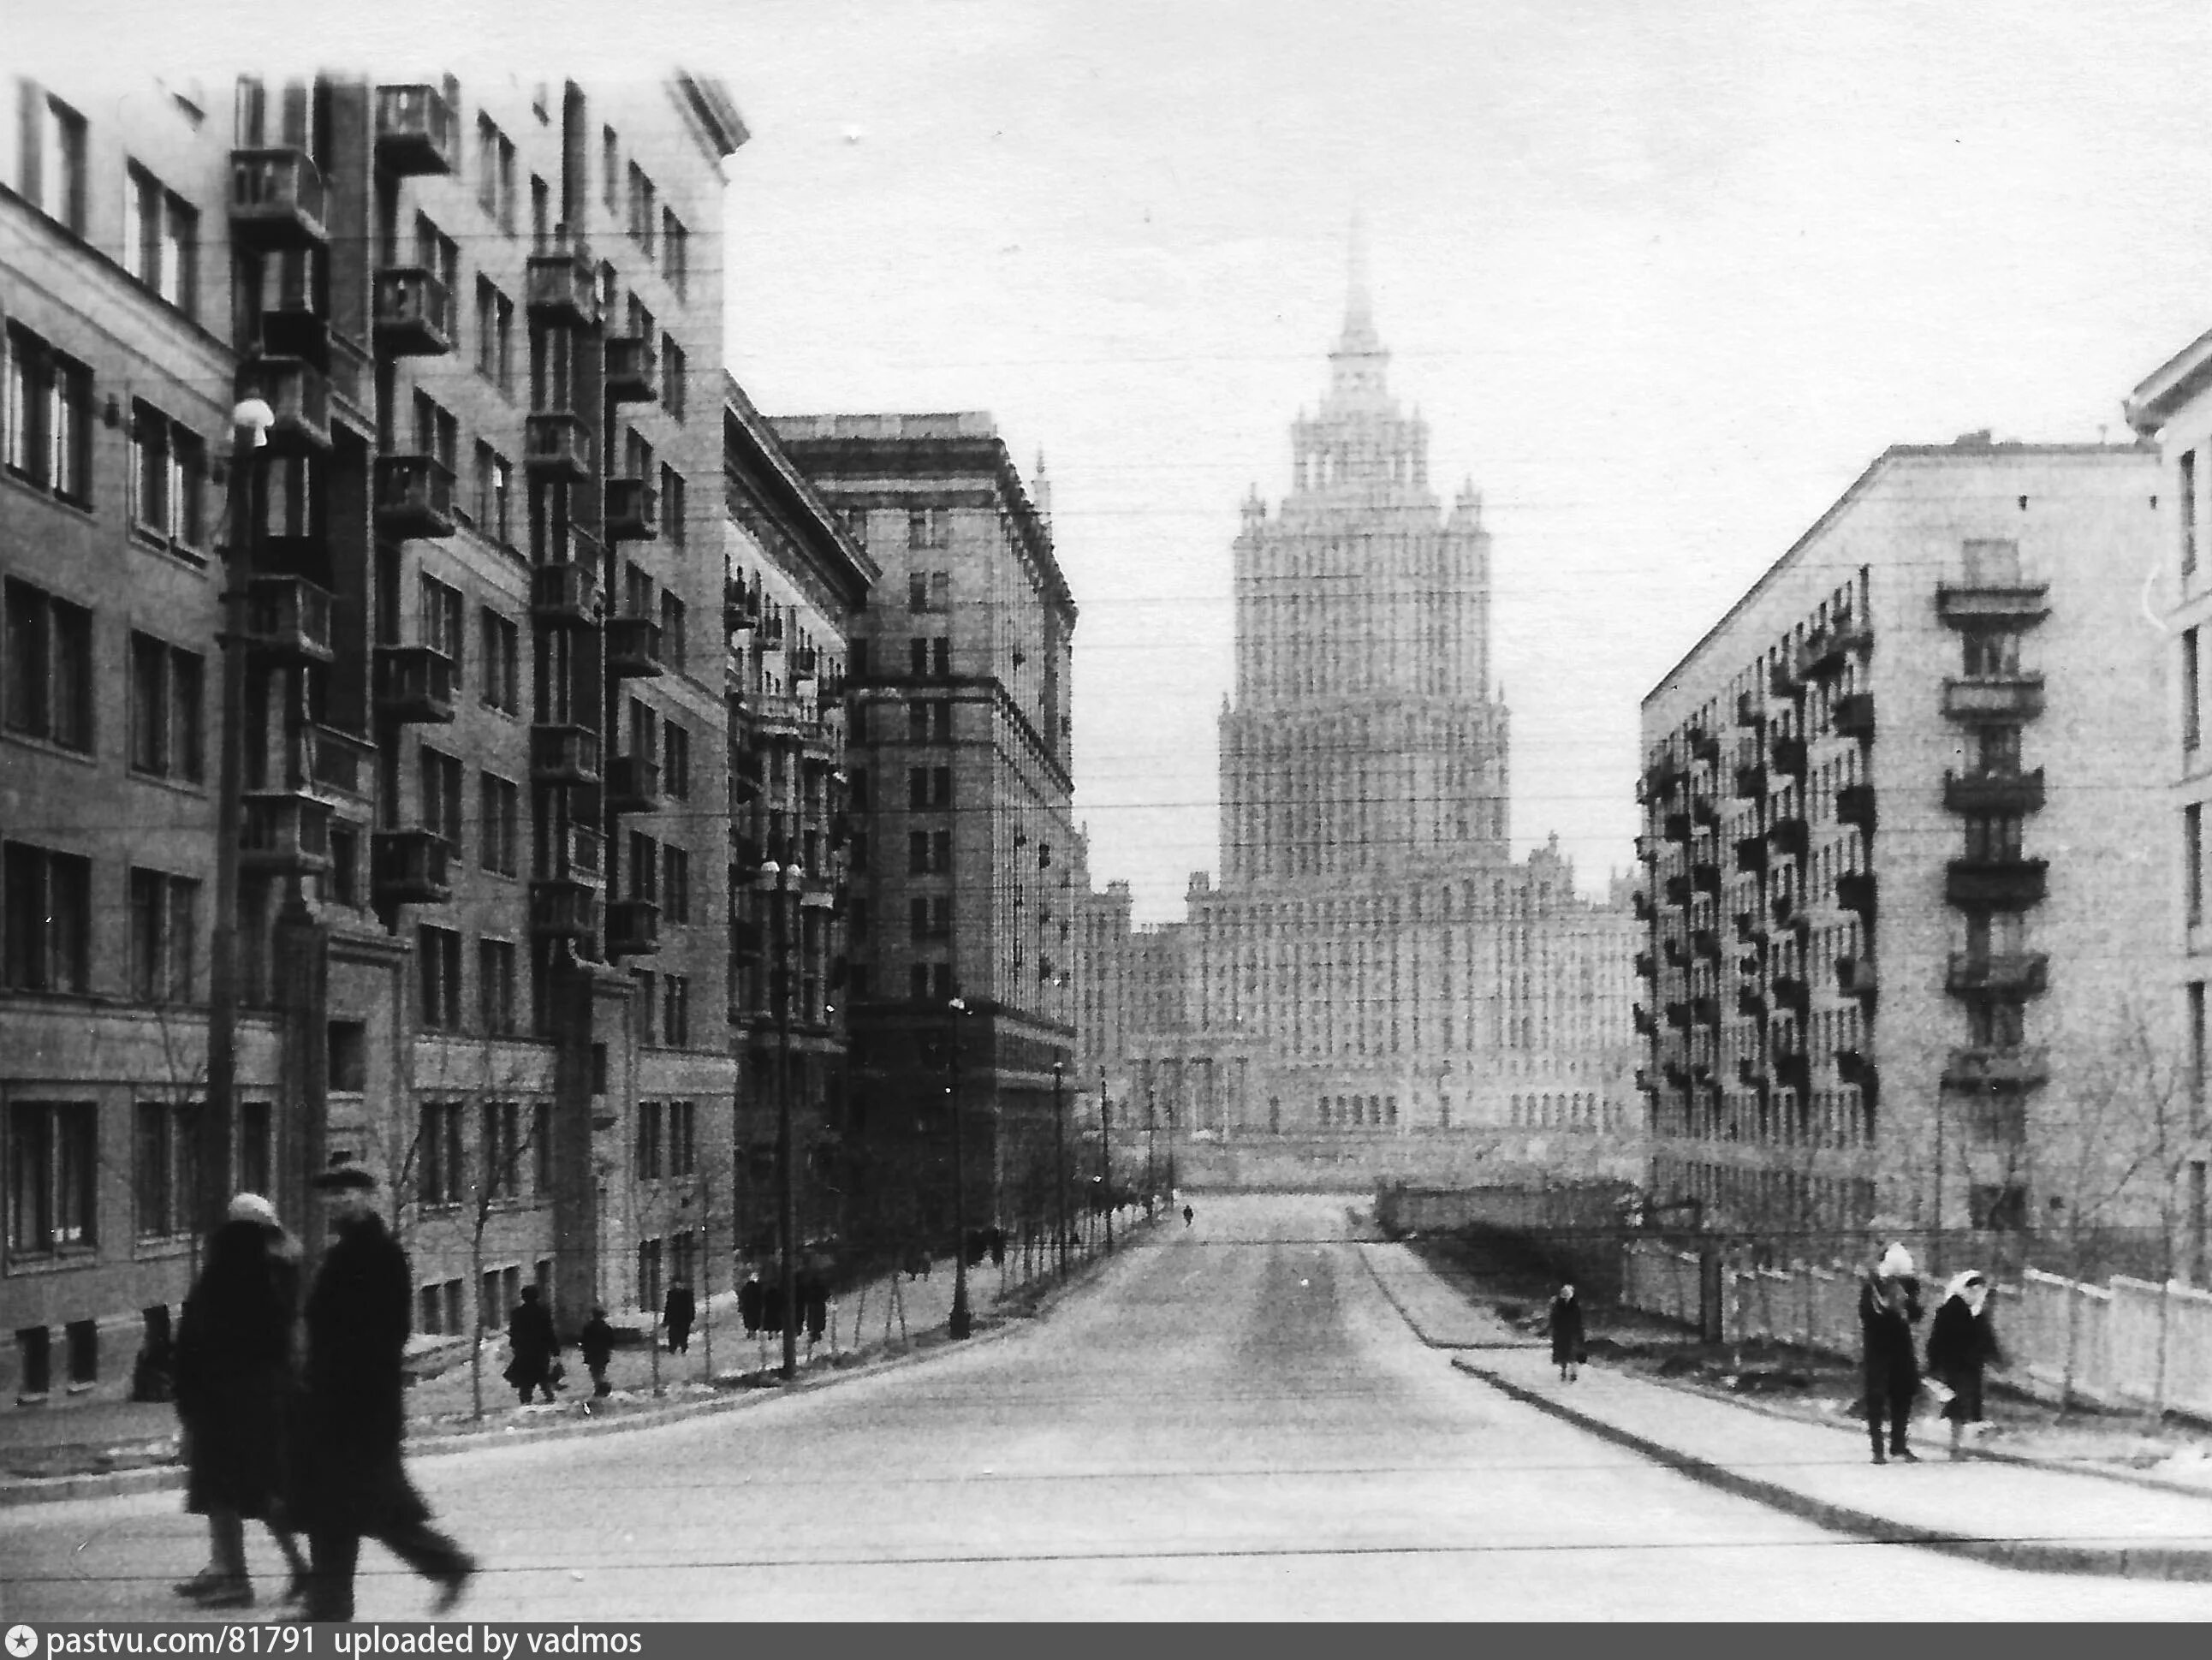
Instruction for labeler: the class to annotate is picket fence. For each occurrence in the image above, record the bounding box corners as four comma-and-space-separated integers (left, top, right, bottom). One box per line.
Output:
1619, 1241, 2212, 1416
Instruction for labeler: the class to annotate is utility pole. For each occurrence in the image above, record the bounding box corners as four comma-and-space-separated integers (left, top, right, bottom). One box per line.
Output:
761, 859, 800, 1380
1099, 1065, 1112, 1254
1053, 1060, 1068, 1281
1145, 1082, 1157, 1210
948, 996, 972, 1338
203, 398, 274, 1235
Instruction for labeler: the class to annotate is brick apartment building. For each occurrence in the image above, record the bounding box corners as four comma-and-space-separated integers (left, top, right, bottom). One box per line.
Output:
769, 415, 1079, 1248
1635, 436, 2180, 1264
0, 68, 743, 1403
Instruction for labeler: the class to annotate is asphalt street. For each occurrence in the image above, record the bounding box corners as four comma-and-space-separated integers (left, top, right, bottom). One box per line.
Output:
9, 1193, 2212, 1621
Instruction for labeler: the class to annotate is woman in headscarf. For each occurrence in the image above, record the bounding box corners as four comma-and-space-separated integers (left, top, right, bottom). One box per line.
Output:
1924, 1270, 2001, 1460
1858, 1242, 1924, 1463
1548, 1282, 1585, 1383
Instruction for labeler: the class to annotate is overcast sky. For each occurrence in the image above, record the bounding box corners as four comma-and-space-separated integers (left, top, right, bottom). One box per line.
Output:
45, 0, 2212, 919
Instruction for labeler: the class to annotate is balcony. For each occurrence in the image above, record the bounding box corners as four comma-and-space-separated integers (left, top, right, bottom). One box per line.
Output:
529, 881, 599, 941
531, 724, 601, 788
1662, 812, 1692, 844
373, 454, 456, 540
547, 822, 603, 886
605, 616, 665, 680
531, 560, 600, 627
1633, 834, 1656, 866
1664, 1001, 1691, 1031
241, 577, 333, 663
604, 336, 658, 404
373, 646, 455, 724
1663, 937, 1689, 969
1943, 1045, 2051, 1092
1644, 757, 1684, 802
1662, 875, 1692, 907
1734, 910, 1766, 945
1733, 761, 1767, 800
238, 357, 330, 455
1634, 1004, 1658, 1038
1769, 735, 1808, 777
1689, 729, 1721, 765
1773, 974, 1811, 1017
1734, 690, 1766, 729
1943, 675, 2046, 723
372, 267, 452, 356
1799, 628, 1848, 683
1769, 658, 1805, 700
371, 828, 451, 906
1767, 815, 1809, 859
1692, 927, 1722, 961
1944, 768, 2045, 816
1833, 692, 1875, 741
605, 753, 662, 815
1738, 1058, 1769, 1091
1662, 1062, 1691, 1091
229, 148, 326, 249
1946, 952, 2050, 997
307, 723, 374, 801
605, 478, 657, 541
526, 241, 598, 328
1632, 891, 1654, 923
1835, 955, 1879, 1000
1633, 950, 1656, 980
1835, 870, 1877, 915
374, 84, 457, 174
1936, 581, 2051, 628
1946, 857, 2047, 910
604, 898, 661, 958
1737, 988, 1767, 1020
524, 413, 595, 480
1691, 864, 1721, 895
240, 790, 332, 876
1733, 834, 1767, 875
1836, 782, 1877, 833
1691, 996, 1721, 1027
730, 915, 764, 961
259, 533, 328, 585
1774, 1051, 1812, 1094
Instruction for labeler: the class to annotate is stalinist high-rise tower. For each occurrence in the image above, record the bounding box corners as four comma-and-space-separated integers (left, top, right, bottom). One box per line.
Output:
1112, 245, 1639, 1189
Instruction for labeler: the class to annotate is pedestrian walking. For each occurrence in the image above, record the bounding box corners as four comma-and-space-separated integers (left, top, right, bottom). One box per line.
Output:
801, 1270, 829, 1349
1182, 1204, 1194, 1228
171, 1193, 312, 1609
739, 1270, 764, 1336
1859, 1242, 1924, 1465
288, 1166, 475, 1622
503, 1285, 559, 1406
1925, 1270, 2002, 1461
578, 1308, 616, 1404
663, 1280, 696, 1355
1548, 1282, 1585, 1383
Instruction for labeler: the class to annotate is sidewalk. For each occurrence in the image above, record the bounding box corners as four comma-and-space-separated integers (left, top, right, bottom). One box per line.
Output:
0, 1215, 1150, 1505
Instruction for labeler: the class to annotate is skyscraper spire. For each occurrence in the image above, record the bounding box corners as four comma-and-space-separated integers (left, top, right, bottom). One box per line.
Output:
1329, 210, 1388, 402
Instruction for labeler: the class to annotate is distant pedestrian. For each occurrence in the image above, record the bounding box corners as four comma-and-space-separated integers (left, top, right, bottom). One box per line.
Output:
503, 1285, 559, 1406
1182, 1204, 1194, 1228
903, 1246, 931, 1281
578, 1308, 616, 1403
1925, 1270, 2001, 1461
288, 1167, 474, 1622
1548, 1282, 1585, 1383
663, 1280, 696, 1354
1859, 1242, 1924, 1465
739, 1271, 764, 1336
172, 1193, 312, 1609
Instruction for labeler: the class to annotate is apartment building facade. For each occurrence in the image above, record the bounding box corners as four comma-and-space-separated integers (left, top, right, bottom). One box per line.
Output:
1636, 437, 2177, 1264
721, 378, 875, 1262
2125, 338, 2212, 1284
0, 68, 743, 1404
770, 414, 1079, 1247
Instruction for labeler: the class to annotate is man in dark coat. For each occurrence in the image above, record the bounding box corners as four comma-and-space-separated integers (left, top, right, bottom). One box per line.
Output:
172, 1193, 310, 1608
578, 1307, 617, 1403
1859, 1242, 1924, 1464
504, 1285, 558, 1405
663, 1281, 696, 1354
288, 1167, 474, 1621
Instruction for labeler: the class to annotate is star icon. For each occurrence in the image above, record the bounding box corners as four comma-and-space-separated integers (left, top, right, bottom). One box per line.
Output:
6, 1625, 39, 1657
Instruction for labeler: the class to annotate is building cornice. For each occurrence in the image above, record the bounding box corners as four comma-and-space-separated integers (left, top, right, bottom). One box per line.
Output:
723, 375, 879, 610
2126, 327, 2212, 436
670, 74, 748, 160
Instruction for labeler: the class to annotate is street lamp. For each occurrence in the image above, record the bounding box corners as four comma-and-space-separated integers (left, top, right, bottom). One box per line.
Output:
1053, 1059, 1068, 1282
947, 995, 972, 1339
756, 857, 803, 1379
1098, 1065, 1112, 1254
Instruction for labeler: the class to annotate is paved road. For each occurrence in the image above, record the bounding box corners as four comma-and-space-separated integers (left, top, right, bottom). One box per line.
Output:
11, 1193, 2212, 1620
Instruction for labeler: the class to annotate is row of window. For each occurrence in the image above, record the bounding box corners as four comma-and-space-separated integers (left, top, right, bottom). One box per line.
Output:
7, 1097, 273, 1259
601, 124, 690, 299
416, 1098, 552, 1206
633, 1098, 698, 1181
3, 842, 205, 1002
413, 923, 694, 1044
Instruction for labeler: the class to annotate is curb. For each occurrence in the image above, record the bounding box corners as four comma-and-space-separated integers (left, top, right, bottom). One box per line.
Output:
0, 1244, 1133, 1510
1453, 1358, 2212, 1583
1356, 1243, 1543, 1353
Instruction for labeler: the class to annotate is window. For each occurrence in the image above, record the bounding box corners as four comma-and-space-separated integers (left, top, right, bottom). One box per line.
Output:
480, 609, 519, 712
932, 766, 952, 807
21, 89, 87, 233
2189, 630, 2203, 755
908, 509, 948, 550
628, 831, 659, 904
419, 925, 461, 1030
602, 126, 621, 215
471, 442, 514, 546
663, 974, 690, 1046
419, 572, 464, 682
412, 390, 460, 482
907, 830, 951, 875
909, 895, 950, 941
474, 278, 514, 394
663, 211, 687, 297
125, 163, 198, 315
635, 968, 657, 1044
3, 842, 91, 991
661, 592, 687, 672
637, 1100, 663, 1180
240, 1100, 271, 1197
909, 963, 930, 1000
128, 868, 199, 1003
419, 1100, 465, 1206
419, 747, 463, 855
663, 720, 690, 799
480, 1099, 520, 1199
663, 847, 690, 925
1964, 814, 2023, 862
2191, 805, 2204, 926
933, 963, 953, 1000
908, 767, 929, 811
413, 214, 461, 307
1962, 630, 2019, 679
532, 1102, 552, 1193
661, 466, 687, 550
1974, 725, 2021, 776
329, 1020, 366, 1092
627, 162, 657, 253
2186, 449, 2200, 579
531, 174, 550, 247
663, 336, 687, 421
1967, 999, 2026, 1050
668, 1100, 696, 1175
627, 696, 658, 769
476, 114, 516, 231
479, 772, 518, 875
134, 1099, 197, 1239
909, 831, 930, 875
3, 327, 93, 503
128, 634, 205, 782
8, 1101, 96, 1255
131, 405, 208, 552
2192, 982, 2207, 1111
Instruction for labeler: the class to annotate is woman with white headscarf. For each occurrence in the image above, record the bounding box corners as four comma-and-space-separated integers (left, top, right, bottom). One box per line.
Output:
1925, 1270, 2002, 1460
